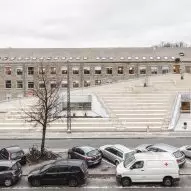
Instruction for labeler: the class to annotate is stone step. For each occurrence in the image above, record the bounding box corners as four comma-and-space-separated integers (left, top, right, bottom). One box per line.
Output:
118, 118, 163, 122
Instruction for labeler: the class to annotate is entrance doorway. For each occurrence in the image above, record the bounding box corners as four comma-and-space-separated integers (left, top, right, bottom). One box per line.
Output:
181, 102, 190, 113
173, 65, 180, 74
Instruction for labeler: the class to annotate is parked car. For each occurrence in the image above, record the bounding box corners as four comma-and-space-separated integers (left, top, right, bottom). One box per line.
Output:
0, 160, 22, 187
99, 144, 135, 166
180, 145, 191, 158
28, 159, 88, 187
68, 146, 102, 167
0, 146, 26, 165
116, 152, 180, 187
135, 143, 185, 167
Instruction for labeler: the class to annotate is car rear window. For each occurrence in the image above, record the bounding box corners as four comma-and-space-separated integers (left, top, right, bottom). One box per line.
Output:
11, 151, 24, 160
87, 149, 100, 157
173, 151, 183, 158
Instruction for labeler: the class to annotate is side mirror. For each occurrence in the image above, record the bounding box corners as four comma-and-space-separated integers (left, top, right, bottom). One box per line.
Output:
130, 166, 133, 170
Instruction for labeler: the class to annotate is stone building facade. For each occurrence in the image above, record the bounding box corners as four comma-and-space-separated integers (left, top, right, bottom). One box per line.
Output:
0, 47, 190, 100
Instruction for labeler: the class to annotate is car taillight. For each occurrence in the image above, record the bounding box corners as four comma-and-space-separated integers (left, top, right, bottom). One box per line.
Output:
85, 156, 92, 160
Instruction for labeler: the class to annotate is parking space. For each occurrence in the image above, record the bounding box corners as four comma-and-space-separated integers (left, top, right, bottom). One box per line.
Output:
180, 158, 191, 175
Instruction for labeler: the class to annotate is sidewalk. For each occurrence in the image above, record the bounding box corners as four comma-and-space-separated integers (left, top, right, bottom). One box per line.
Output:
1, 130, 191, 139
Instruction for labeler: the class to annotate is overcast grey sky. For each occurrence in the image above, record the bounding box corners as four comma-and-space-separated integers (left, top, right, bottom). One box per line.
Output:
0, 0, 191, 48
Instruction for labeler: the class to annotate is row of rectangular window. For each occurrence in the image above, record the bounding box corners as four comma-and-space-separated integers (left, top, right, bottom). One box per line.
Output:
4, 66, 170, 75
5, 80, 102, 89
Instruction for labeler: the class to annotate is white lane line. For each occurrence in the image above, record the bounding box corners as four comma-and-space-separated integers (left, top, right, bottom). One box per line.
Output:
102, 158, 116, 167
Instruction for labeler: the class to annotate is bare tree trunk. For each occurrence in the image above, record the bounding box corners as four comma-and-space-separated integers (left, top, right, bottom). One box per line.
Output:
41, 124, 46, 155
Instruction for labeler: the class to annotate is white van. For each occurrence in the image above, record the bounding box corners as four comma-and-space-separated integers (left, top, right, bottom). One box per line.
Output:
116, 152, 180, 187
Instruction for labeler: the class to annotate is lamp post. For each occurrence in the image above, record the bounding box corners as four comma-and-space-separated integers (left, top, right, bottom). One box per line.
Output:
179, 52, 185, 80
66, 60, 71, 133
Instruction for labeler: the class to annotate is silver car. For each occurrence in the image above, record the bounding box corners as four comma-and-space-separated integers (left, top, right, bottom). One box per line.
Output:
135, 143, 186, 167
180, 145, 191, 158
99, 144, 134, 166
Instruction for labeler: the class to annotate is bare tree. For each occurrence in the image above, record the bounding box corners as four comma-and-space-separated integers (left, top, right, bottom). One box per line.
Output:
23, 62, 63, 154
153, 41, 190, 48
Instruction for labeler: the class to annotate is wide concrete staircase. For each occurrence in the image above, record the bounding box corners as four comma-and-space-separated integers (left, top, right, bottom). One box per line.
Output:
1, 73, 191, 133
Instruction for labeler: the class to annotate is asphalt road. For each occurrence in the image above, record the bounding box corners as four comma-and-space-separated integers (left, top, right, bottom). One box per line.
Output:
1, 176, 191, 191
0, 137, 191, 149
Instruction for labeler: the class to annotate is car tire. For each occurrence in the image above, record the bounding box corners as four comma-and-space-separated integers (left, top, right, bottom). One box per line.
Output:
163, 177, 173, 187
121, 177, 131, 187
68, 178, 78, 187
115, 160, 119, 166
31, 179, 41, 187
4, 178, 13, 187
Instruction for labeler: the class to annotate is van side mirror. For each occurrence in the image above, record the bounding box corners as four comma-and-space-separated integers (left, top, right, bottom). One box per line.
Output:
130, 166, 133, 170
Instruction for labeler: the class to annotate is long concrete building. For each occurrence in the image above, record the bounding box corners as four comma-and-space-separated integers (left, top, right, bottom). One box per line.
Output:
0, 47, 190, 99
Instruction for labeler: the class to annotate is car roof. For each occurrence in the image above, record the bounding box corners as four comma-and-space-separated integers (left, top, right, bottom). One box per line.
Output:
113, 144, 132, 153
54, 159, 84, 167
0, 160, 17, 167
134, 152, 175, 161
77, 146, 97, 153
3, 146, 22, 153
153, 143, 178, 153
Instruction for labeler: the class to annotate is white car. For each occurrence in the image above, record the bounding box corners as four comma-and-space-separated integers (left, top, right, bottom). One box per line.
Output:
99, 144, 134, 166
116, 152, 180, 187
180, 145, 191, 158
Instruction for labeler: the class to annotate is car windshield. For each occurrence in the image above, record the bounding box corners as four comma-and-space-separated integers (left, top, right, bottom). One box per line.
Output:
11, 163, 19, 170
87, 149, 99, 157
124, 155, 135, 168
40, 164, 52, 172
11, 151, 24, 159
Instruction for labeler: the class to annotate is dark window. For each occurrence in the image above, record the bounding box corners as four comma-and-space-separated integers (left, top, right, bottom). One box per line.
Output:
28, 82, 34, 89
106, 67, 112, 74
17, 81, 23, 88
73, 68, 79, 74
17, 68, 23, 75
46, 167, 58, 174
50, 67, 56, 74
62, 82, 68, 88
147, 147, 158, 152
28, 67, 34, 75
84, 68, 90, 74
50, 82, 57, 88
39, 67, 45, 74
5, 67, 11, 75
131, 161, 144, 169
105, 147, 117, 155
62, 68, 67, 74
95, 67, 101, 74
116, 151, 123, 158
95, 80, 101, 85
5, 80, 11, 88
0, 149, 9, 159
76, 148, 85, 155
118, 66, 123, 74
59, 166, 69, 173
129, 67, 134, 74
73, 81, 79, 88
84, 81, 90, 87
39, 83, 45, 88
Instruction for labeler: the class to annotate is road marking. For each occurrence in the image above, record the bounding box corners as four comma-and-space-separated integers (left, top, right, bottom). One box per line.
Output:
102, 158, 116, 167
2, 186, 191, 190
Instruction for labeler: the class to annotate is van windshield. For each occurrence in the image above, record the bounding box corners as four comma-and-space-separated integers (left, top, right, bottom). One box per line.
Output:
124, 156, 135, 168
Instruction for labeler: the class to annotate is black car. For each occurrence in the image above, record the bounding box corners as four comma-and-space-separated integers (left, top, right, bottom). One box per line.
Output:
0, 160, 22, 187
68, 146, 102, 167
0, 146, 26, 165
28, 159, 88, 187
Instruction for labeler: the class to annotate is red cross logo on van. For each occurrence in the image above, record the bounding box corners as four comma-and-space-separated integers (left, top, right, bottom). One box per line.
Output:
164, 162, 168, 166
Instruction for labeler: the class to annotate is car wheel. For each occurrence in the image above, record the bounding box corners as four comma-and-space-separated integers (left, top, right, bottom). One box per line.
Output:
163, 177, 173, 187
4, 178, 12, 187
115, 160, 119, 166
68, 178, 78, 187
31, 179, 41, 187
121, 177, 131, 187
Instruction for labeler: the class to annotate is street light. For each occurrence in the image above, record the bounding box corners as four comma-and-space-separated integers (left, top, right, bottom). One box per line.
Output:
179, 52, 185, 80
66, 60, 71, 133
